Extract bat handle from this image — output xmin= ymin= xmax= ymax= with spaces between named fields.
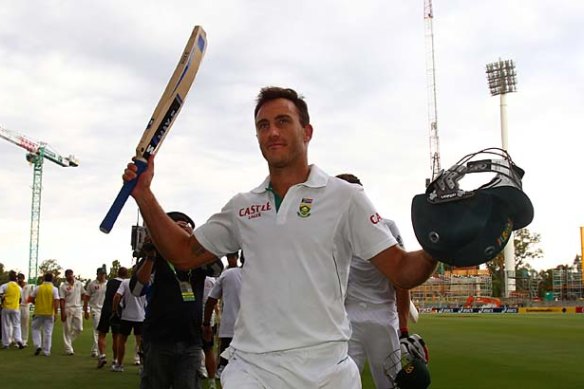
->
xmin=99 ymin=159 xmax=148 ymax=233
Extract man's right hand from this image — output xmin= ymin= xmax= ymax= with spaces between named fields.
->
xmin=123 ymin=156 xmax=155 ymax=199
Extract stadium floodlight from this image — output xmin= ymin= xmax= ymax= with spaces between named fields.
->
xmin=486 ymin=58 xmax=518 ymax=298
xmin=486 ymin=59 xmax=517 ymax=97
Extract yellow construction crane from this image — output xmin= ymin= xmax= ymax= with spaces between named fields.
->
xmin=0 ymin=125 xmax=78 ymax=282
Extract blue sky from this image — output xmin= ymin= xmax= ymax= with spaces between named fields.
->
xmin=1 ymin=0 xmax=583 ymax=279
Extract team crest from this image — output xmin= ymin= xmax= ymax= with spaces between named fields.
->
xmin=297 ymin=197 xmax=313 ymax=218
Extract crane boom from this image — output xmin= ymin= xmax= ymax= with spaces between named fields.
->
xmin=424 ymin=0 xmax=441 ymax=184
xmin=0 ymin=125 xmax=78 ymax=282
xmin=0 ymin=126 xmax=79 ymax=167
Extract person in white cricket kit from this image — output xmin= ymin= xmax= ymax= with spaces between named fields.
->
xmin=59 ymin=269 xmax=85 ymax=355
xmin=121 ymin=86 xmax=438 ymax=388
xmin=17 ymin=273 xmax=35 ymax=347
xmin=337 ymin=173 xmax=413 ymax=388
xmin=84 ymin=267 xmax=107 ymax=357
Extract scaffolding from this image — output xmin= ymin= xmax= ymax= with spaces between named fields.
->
xmin=553 ymin=268 xmax=583 ymax=301
xmin=411 ymin=269 xmax=492 ymax=306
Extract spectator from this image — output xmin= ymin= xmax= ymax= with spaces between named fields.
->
xmin=112 ymin=276 xmax=146 ymax=372
xmin=130 ymin=211 xmax=223 ymax=389
xmin=96 ymin=267 xmax=127 ymax=368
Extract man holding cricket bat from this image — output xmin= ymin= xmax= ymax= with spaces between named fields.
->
xmin=122 ymin=86 xmax=438 ymax=388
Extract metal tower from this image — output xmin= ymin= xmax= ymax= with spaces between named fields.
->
xmin=0 ymin=126 xmax=79 ymax=282
xmin=424 ymin=0 xmax=442 ymax=186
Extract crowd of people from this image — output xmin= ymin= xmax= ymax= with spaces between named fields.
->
xmin=1 ymin=86 xmax=433 ymax=388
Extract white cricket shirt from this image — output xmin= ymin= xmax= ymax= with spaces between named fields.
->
xmin=209 ymin=267 xmax=242 ymax=338
xmin=345 ymin=219 xmax=403 ymax=306
xmin=194 ymin=165 xmax=397 ymax=353
xmin=84 ymin=279 xmax=107 ymax=311
xmin=59 ymin=280 xmax=85 ymax=308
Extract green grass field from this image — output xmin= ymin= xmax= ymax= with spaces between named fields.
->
xmin=1 ymin=314 xmax=582 ymax=388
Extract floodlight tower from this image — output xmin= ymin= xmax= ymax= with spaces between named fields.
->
xmin=424 ymin=0 xmax=442 ymax=186
xmin=485 ymin=58 xmax=517 ymax=297
xmin=0 ymin=125 xmax=79 ymax=282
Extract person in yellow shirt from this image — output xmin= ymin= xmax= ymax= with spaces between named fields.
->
xmin=0 ymin=270 xmax=24 ymax=349
xmin=30 ymin=273 xmax=60 ymax=356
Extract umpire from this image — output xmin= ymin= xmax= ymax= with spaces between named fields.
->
xmin=130 ymin=211 xmax=223 ymax=389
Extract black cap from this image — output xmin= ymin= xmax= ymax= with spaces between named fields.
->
xmin=411 ymin=148 xmax=533 ymax=267
xmin=167 ymin=211 xmax=195 ymax=229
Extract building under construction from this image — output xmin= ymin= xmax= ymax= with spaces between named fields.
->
xmin=411 ymin=268 xmax=492 ymax=306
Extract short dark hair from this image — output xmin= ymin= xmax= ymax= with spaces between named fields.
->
xmin=43 ymin=273 xmax=53 ymax=282
xmin=336 ymin=173 xmax=363 ymax=186
xmin=8 ymin=270 xmax=17 ymax=281
xmin=17 ymin=273 xmax=25 ymax=280
xmin=118 ymin=267 xmax=129 ymax=278
xmin=65 ymin=269 xmax=73 ymax=276
xmin=254 ymin=87 xmax=310 ymax=127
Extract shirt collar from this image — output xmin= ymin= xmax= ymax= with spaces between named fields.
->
xmin=251 ymin=164 xmax=329 ymax=194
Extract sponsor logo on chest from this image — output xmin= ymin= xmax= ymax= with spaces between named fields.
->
xmin=239 ymin=201 xmax=272 ymax=220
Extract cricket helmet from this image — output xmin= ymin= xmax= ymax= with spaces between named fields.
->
xmin=411 ymin=148 xmax=533 ymax=267
xmin=384 ymin=345 xmax=431 ymax=389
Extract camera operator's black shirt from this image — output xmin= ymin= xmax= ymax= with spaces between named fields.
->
xmin=131 ymin=257 xmax=209 ymax=345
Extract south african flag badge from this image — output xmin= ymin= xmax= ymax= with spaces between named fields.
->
xmin=297 ymin=197 xmax=313 ymax=218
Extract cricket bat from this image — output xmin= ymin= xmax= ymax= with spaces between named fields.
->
xmin=100 ymin=26 xmax=207 ymax=233
xmin=409 ymin=300 xmax=420 ymax=323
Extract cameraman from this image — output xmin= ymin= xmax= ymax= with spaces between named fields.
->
xmin=130 ymin=211 xmax=223 ymax=389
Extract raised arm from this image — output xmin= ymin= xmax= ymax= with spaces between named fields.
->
xmin=124 ymin=156 xmax=217 ymax=270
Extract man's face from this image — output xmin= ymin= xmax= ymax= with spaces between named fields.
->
xmin=176 ymin=220 xmax=193 ymax=234
xmin=255 ymin=98 xmax=312 ymax=169
xmin=66 ymin=272 xmax=74 ymax=283
xmin=17 ymin=276 xmax=25 ymax=286
xmin=97 ymin=273 xmax=106 ymax=282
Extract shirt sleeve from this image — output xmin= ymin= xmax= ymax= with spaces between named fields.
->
xmin=194 ymin=196 xmax=241 ymax=257
xmin=347 ymin=188 xmax=397 ymax=261
xmin=116 ymin=280 xmax=126 ymax=296
xmin=208 ymin=274 xmax=224 ymax=300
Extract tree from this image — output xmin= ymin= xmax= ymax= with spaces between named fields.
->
xmin=513 ymin=228 xmax=543 ymax=268
xmin=0 ymin=262 xmax=8 ymax=284
xmin=108 ymin=259 xmax=121 ymax=280
xmin=486 ymin=228 xmax=543 ymax=297
xmin=38 ymin=259 xmax=62 ymax=286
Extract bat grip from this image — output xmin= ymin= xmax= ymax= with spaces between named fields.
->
xmin=99 ymin=159 xmax=148 ymax=233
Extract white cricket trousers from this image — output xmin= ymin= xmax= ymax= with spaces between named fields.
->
xmin=1 ymin=309 xmax=22 ymax=347
xmin=20 ymin=305 xmax=30 ymax=345
xmin=90 ymin=308 xmax=102 ymax=355
xmin=346 ymin=301 xmax=401 ymax=389
xmin=221 ymin=341 xmax=361 ymax=389
xmin=32 ymin=315 xmax=55 ymax=355
xmin=62 ymin=306 xmax=83 ymax=353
